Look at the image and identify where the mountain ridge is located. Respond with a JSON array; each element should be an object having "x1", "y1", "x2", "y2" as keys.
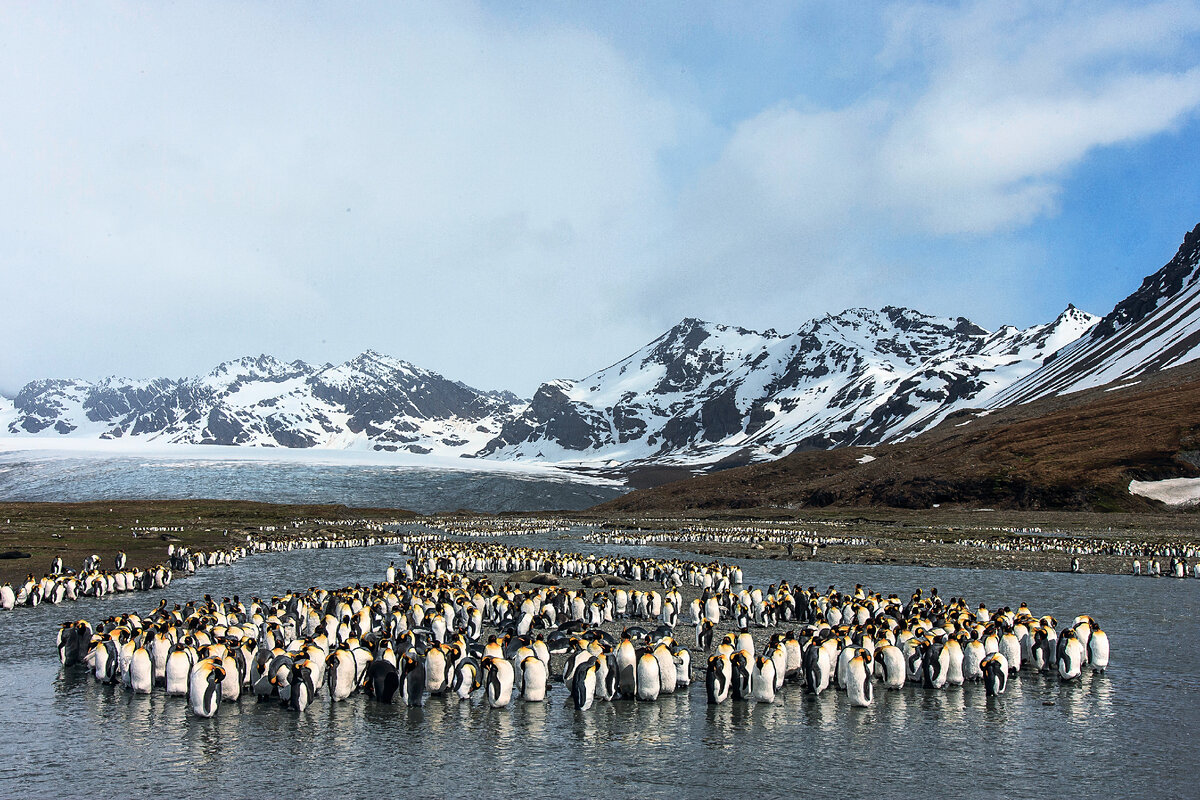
[{"x1": 4, "y1": 223, "x2": 1199, "y2": 474}]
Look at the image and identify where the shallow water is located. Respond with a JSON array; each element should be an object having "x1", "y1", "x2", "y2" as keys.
[
  {"x1": 1, "y1": 528, "x2": 1196, "y2": 798},
  {"x1": 0, "y1": 454, "x2": 625, "y2": 512}
]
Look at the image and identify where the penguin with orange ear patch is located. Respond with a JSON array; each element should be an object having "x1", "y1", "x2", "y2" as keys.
[
  {"x1": 981, "y1": 652, "x2": 1008, "y2": 697},
  {"x1": 189, "y1": 657, "x2": 227, "y2": 718}
]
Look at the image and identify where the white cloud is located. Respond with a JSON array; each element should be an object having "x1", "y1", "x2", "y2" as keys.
[
  {"x1": 0, "y1": 2, "x2": 679, "y2": 394},
  {"x1": 660, "y1": 0, "x2": 1200, "y2": 328},
  {"x1": 1, "y1": 1, "x2": 1199, "y2": 399}
]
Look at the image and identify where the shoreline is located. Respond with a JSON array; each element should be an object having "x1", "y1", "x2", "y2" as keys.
[{"x1": 1, "y1": 499, "x2": 1197, "y2": 587}]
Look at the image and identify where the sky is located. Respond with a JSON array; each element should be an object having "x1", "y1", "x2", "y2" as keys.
[{"x1": 2, "y1": 0, "x2": 1200, "y2": 398}]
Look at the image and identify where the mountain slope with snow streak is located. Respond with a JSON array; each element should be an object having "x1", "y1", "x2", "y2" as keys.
[{"x1": 991, "y1": 223, "x2": 1200, "y2": 407}]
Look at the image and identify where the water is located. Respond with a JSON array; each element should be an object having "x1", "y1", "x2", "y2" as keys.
[
  {"x1": 0, "y1": 454, "x2": 625, "y2": 512},
  {"x1": 1, "y1": 528, "x2": 1196, "y2": 798}
]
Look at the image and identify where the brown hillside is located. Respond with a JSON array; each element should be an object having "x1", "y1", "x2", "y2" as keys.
[{"x1": 598, "y1": 361, "x2": 1200, "y2": 513}]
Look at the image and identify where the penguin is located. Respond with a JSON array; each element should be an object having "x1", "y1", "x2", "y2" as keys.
[
  {"x1": 963, "y1": 635, "x2": 986, "y2": 682},
  {"x1": 562, "y1": 647, "x2": 594, "y2": 686},
  {"x1": 705, "y1": 653, "x2": 732, "y2": 705},
  {"x1": 836, "y1": 645, "x2": 856, "y2": 690},
  {"x1": 326, "y1": 648, "x2": 358, "y2": 701},
  {"x1": 1087, "y1": 624, "x2": 1110, "y2": 673},
  {"x1": 165, "y1": 643, "x2": 195, "y2": 695},
  {"x1": 751, "y1": 656, "x2": 777, "y2": 703},
  {"x1": 425, "y1": 645, "x2": 449, "y2": 695},
  {"x1": 288, "y1": 661, "x2": 317, "y2": 711},
  {"x1": 846, "y1": 648, "x2": 874, "y2": 708},
  {"x1": 981, "y1": 652, "x2": 1008, "y2": 696},
  {"x1": 696, "y1": 619, "x2": 715, "y2": 651},
  {"x1": 874, "y1": 645, "x2": 906, "y2": 690},
  {"x1": 219, "y1": 649, "x2": 243, "y2": 702},
  {"x1": 88, "y1": 637, "x2": 120, "y2": 684},
  {"x1": 673, "y1": 645, "x2": 692, "y2": 687},
  {"x1": 57, "y1": 621, "x2": 86, "y2": 667},
  {"x1": 636, "y1": 651, "x2": 661, "y2": 701},
  {"x1": 367, "y1": 660, "x2": 402, "y2": 703},
  {"x1": 615, "y1": 638, "x2": 638, "y2": 699},
  {"x1": 571, "y1": 657, "x2": 598, "y2": 710},
  {"x1": 452, "y1": 656, "x2": 482, "y2": 701},
  {"x1": 127, "y1": 645, "x2": 154, "y2": 694},
  {"x1": 400, "y1": 653, "x2": 427, "y2": 707},
  {"x1": 1057, "y1": 629, "x2": 1084, "y2": 681},
  {"x1": 999, "y1": 628, "x2": 1022, "y2": 675},
  {"x1": 597, "y1": 653, "x2": 620, "y2": 701},
  {"x1": 803, "y1": 640, "x2": 831, "y2": 696},
  {"x1": 482, "y1": 656, "x2": 514, "y2": 708},
  {"x1": 730, "y1": 651, "x2": 752, "y2": 701},
  {"x1": 188, "y1": 657, "x2": 226, "y2": 718},
  {"x1": 944, "y1": 634, "x2": 965, "y2": 686},
  {"x1": 922, "y1": 639, "x2": 949, "y2": 690},
  {"x1": 652, "y1": 643, "x2": 677, "y2": 695},
  {"x1": 520, "y1": 655, "x2": 548, "y2": 702},
  {"x1": 267, "y1": 652, "x2": 296, "y2": 702}
]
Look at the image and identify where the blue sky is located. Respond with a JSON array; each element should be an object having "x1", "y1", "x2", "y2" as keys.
[{"x1": 2, "y1": 1, "x2": 1199, "y2": 396}]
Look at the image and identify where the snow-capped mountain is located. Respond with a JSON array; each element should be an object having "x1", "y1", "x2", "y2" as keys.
[
  {"x1": 1, "y1": 352, "x2": 523, "y2": 456},
  {"x1": 990, "y1": 223, "x2": 1200, "y2": 407},
  {"x1": 478, "y1": 305, "x2": 1098, "y2": 466},
  {"x1": 7, "y1": 223, "x2": 1200, "y2": 469}
]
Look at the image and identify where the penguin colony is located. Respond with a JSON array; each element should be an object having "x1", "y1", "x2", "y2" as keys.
[
  {"x1": 56, "y1": 539, "x2": 1112, "y2": 718},
  {"x1": 0, "y1": 528, "x2": 442, "y2": 613},
  {"x1": 587, "y1": 523, "x2": 1199, "y2": 576}
]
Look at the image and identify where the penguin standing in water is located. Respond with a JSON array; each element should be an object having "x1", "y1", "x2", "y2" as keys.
[
  {"x1": 981, "y1": 652, "x2": 1008, "y2": 697},
  {"x1": 452, "y1": 656, "x2": 482, "y2": 701},
  {"x1": 1057, "y1": 629, "x2": 1084, "y2": 681},
  {"x1": 963, "y1": 634, "x2": 986, "y2": 681},
  {"x1": 571, "y1": 657, "x2": 598, "y2": 710},
  {"x1": 288, "y1": 661, "x2": 317, "y2": 711},
  {"x1": 636, "y1": 650, "x2": 661, "y2": 701},
  {"x1": 846, "y1": 649, "x2": 874, "y2": 708},
  {"x1": 367, "y1": 660, "x2": 402, "y2": 703},
  {"x1": 803, "y1": 640, "x2": 832, "y2": 696},
  {"x1": 89, "y1": 637, "x2": 120, "y2": 684},
  {"x1": 326, "y1": 648, "x2": 358, "y2": 702},
  {"x1": 729, "y1": 651, "x2": 752, "y2": 701},
  {"x1": 874, "y1": 645, "x2": 906, "y2": 690},
  {"x1": 652, "y1": 643, "x2": 677, "y2": 695},
  {"x1": 1087, "y1": 623, "x2": 1110, "y2": 673},
  {"x1": 673, "y1": 645, "x2": 692, "y2": 687},
  {"x1": 520, "y1": 655, "x2": 548, "y2": 702},
  {"x1": 944, "y1": 634, "x2": 965, "y2": 686},
  {"x1": 922, "y1": 638, "x2": 949, "y2": 690},
  {"x1": 126, "y1": 644, "x2": 154, "y2": 694},
  {"x1": 1031, "y1": 627, "x2": 1054, "y2": 672},
  {"x1": 400, "y1": 654, "x2": 427, "y2": 707},
  {"x1": 57, "y1": 621, "x2": 89, "y2": 667},
  {"x1": 481, "y1": 656, "x2": 514, "y2": 708},
  {"x1": 188, "y1": 658, "x2": 227, "y2": 718},
  {"x1": 615, "y1": 638, "x2": 638, "y2": 699},
  {"x1": 999, "y1": 626, "x2": 1022, "y2": 675},
  {"x1": 706, "y1": 654, "x2": 732, "y2": 705},
  {"x1": 751, "y1": 656, "x2": 777, "y2": 703}
]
